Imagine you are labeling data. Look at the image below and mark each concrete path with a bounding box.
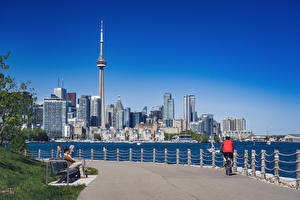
[78,161,299,200]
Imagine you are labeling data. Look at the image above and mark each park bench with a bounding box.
[46,159,80,185]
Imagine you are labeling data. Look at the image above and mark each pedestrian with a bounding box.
[69,143,75,155]
[56,144,62,158]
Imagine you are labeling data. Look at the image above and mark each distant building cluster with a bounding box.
[31,21,252,141]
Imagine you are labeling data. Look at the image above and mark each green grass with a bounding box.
[0,147,87,200]
[87,167,98,176]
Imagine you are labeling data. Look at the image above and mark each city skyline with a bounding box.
[1,0,300,134]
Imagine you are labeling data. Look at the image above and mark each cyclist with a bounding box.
[220,136,234,165]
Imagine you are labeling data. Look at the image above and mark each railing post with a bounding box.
[200,149,203,167]
[261,150,266,179]
[51,149,54,159]
[38,149,41,160]
[24,149,27,157]
[91,148,94,161]
[212,150,216,168]
[117,148,119,162]
[187,149,191,166]
[244,150,248,176]
[153,148,156,163]
[274,150,279,184]
[141,148,143,163]
[104,147,107,161]
[79,149,82,159]
[176,149,179,165]
[251,150,256,177]
[164,148,167,164]
[296,150,300,190]
[233,150,237,172]
[45,161,48,184]
[129,148,132,162]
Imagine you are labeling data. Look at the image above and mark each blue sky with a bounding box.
[1,0,300,134]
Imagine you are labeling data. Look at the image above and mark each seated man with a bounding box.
[63,148,87,178]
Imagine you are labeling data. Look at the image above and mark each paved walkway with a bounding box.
[78,161,299,200]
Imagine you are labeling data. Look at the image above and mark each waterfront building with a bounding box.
[213,120,222,137]
[183,95,196,128]
[224,130,252,140]
[106,104,114,128]
[124,107,131,128]
[131,112,142,128]
[78,95,91,127]
[163,93,174,127]
[223,117,246,134]
[173,118,187,132]
[54,87,67,100]
[96,20,107,128]
[201,114,214,136]
[43,98,67,137]
[141,106,147,123]
[66,92,76,107]
[90,96,101,127]
[114,96,124,130]
[190,121,203,134]
[32,103,43,129]
[150,109,162,121]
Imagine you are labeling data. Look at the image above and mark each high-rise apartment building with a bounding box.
[54,88,67,100]
[43,98,67,136]
[124,107,131,128]
[200,114,214,136]
[114,96,124,130]
[131,112,142,128]
[222,118,246,132]
[183,95,196,128]
[163,93,174,127]
[78,95,91,127]
[106,104,114,128]
[66,92,76,107]
[90,96,101,127]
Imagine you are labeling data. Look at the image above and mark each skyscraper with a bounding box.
[183,95,196,128]
[43,98,67,137]
[66,92,76,107]
[201,114,214,136]
[163,93,174,127]
[114,96,124,130]
[78,95,91,127]
[106,104,114,128]
[54,87,67,100]
[124,107,131,128]
[90,96,101,127]
[96,20,107,128]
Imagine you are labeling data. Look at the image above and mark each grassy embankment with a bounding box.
[0,147,97,200]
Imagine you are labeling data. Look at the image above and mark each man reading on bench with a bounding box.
[63,148,88,178]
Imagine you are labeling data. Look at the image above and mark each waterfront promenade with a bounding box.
[78,161,299,200]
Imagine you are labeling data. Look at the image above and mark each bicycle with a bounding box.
[224,155,232,176]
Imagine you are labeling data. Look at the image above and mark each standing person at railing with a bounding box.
[56,144,62,158]
[220,136,234,164]
[69,143,75,155]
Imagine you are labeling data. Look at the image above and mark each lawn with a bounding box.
[0,147,92,200]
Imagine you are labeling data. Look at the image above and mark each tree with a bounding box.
[200,134,209,143]
[22,128,48,141]
[214,136,220,143]
[0,51,36,147]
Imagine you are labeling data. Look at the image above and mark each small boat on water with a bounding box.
[207,136,220,153]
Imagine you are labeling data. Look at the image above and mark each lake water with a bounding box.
[28,141,300,178]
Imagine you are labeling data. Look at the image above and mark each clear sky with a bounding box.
[1,0,300,134]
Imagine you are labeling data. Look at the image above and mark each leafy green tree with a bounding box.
[214,136,220,143]
[22,128,48,141]
[0,51,36,148]
[200,134,209,143]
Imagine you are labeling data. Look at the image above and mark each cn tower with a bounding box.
[96,20,107,128]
